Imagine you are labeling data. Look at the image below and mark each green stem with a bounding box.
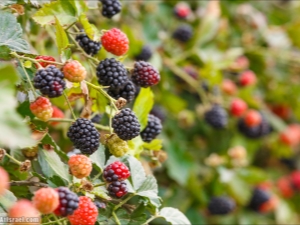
[91,171,103,182]
[5,153,22,165]
[142,216,161,225]
[20,60,38,98]
[113,194,134,211]
[63,91,77,120]
[51,214,63,225]
[109,103,113,134]
[93,182,106,188]
[11,52,64,66]
[42,218,66,225]
[112,211,121,225]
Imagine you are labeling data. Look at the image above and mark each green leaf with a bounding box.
[38,149,71,183]
[0,46,12,60]
[133,88,154,130]
[128,136,144,156]
[0,64,35,148]
[0,190,17,211]
[136,175,161,208]
[41,134,69,161]
[89,144,106,171]
[143,139,162,150]
[91,186,111,200]
[0,11,30,55]
[160,207,191,225]
[126,155,146,190]
[79,14,100,41]
[69,0,88,16]
[55,17,69,55]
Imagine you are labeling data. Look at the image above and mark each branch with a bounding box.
[10,181,48,187]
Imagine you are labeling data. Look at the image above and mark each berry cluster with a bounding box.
[75,33,101,56]
[103,161,130,198]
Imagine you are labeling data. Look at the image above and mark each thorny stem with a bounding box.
[5,153,22,165]
[63,91,77,120]
[19,60,38,98]
[85,81,119,111]
[11,52,64,66]
[112,211,121,225]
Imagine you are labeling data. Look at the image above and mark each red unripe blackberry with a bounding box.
[107,80,136,103]
[54,187,79,217]
[112,108,141,140]
[239,70,257,86]
[107,180,128,198]
[32,187,59,214]
[174,2,191,19]
[204,105,228,129]
[0,167,9,196]
[291,171,300,190]
[50,106,64,126]
[101,28,129,56]
[33,65,66,98]
[229,56,249,71]
[8,200,40,225]
[131,61,160,88]
[75,33,101,56]
[30,96,53,122]
[68,196,98,225]
[63,60,87,83]
[100,0,122,18]
[68,154,92,179]
[35,55,56,68]
[230,98,247,117]
[67,118,100,155]
[96,58,128,91]
[277,176,294,198]
[208,196,235,215]
[270,104,290,119]
[221,79,237,95]
[172,25,193,42]
[141,114,162,143]
[244,110,262,127]
[135,45,152,61]
[103,161,130,182]
[280,124,300,146]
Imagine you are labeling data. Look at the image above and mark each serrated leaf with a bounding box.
[91,186,111,200]
[142,139,162,150]
[136,175,161,208]
[41,134,69,161]
[90,144,106,171]
[79,14,100,41]
[38,149,71,183]
[55,17,69,55]
[126,155,146,190]
[0,11,30,54]
[160,207,191,225]
[0,46,12,60]
[133,88,154,130]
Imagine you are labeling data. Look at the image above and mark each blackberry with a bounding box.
[33,66,66,98]
[100,0,122,18]
[96,58,128,91]
[131,61,160,88]
[135,45,152,61]
[141,115,162,142]
[112,108,140,140]
[107,181,128,198]
[75,34,101,56]
[67,118,100,155]
[91,114,103,124]
[54,187,79,217]
[107,81,136,103]
[150,106,166,123]
[208,197,235,215]
[103,161,130,182]
[94,201,106,209]
[238,115,272,139]
[172,25,193,42]
[204,105,228,129]
[248,188,270,211]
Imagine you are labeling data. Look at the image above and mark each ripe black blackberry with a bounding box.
[75,34,101,56]
[91,114,103,124]
[54,187,79,217]
[135,45,152,61]
[248,188,270,211]
[100,0,122,18]
[33,65,66,98]
[112,108,140,140]
[107,181,128,198]
[94,201,106,209]
[67,118,100,155]
[208,197,235,215]
[238,115,272,139]
[96,58,128,91]
[131,61,160,88]
[107,81,136,103]
[172,25,193,42]
[141,115,162,142]
[204,105,228,129]
[150,106,166,123]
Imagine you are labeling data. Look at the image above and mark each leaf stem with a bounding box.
[112,211,121,225]
[42,218,66,225]
[93,182,106,188]
[113,194,134,211]
[19,60,38,98]
[5,153,22,165]
[11,52,64,66]
[142,216,161,225]
[63,91,77,120]
[10,181,48,187]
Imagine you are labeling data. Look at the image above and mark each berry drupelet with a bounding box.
[33,65,66,98]
[67,118,100,155]
[112,108,141,140]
